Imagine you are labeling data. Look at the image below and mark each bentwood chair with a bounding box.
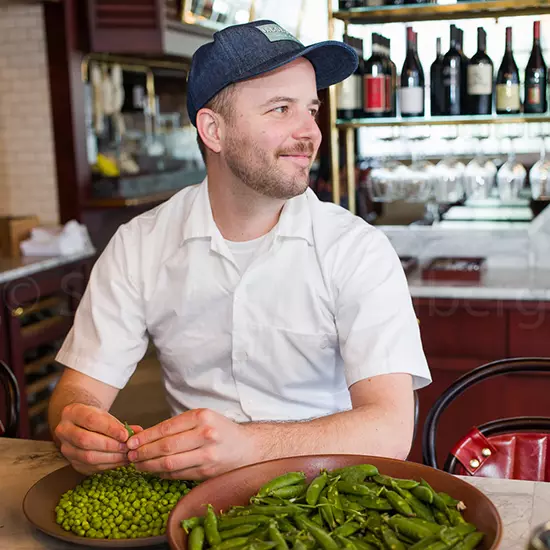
[0,360,20,438]
[422,357,550,481]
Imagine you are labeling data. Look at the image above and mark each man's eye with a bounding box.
[273,106,288,114]
[310,109,319,118]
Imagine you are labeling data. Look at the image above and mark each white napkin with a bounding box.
[20,220,95,257]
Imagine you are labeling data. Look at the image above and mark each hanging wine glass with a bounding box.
[404,147,435,203]
[497,140,526,201]
[366,157,396,202]
[530,138,550,200]
[464,139,497,200]
[434,154,465,204]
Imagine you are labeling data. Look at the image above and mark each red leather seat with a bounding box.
[422,358,550,482]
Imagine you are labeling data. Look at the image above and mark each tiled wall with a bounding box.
[0,3,59,224]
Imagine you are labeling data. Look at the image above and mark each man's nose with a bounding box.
[292,109,322,142]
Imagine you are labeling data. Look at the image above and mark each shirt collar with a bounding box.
[180,179,314,246]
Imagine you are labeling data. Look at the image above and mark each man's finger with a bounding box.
[133,448,204,474]
[69,404,128,442]
[128,429,203,463]
[159,467,209,481]
[63,425,129,453]
[127,412,198,450]
[62,444,129,467]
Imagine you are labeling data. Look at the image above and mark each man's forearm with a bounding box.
[244,405,413,463]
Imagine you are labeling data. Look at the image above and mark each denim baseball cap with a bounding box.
[187,20,358,126]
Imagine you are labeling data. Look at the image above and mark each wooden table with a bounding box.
[1,438,548,550]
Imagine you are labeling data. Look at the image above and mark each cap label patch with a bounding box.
[256,23,301,44]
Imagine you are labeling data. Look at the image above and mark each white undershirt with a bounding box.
[225,233,269,273]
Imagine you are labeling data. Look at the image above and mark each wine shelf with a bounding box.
[334,1,550,25]
[336,113,550,128]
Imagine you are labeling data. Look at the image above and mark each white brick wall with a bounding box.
[0,3,59,224]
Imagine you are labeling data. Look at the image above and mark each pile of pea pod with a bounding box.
[54,464,197,539]
[181,464,486,550]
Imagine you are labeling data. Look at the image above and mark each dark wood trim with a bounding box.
[44,0,90,224]
[84,190,178,209]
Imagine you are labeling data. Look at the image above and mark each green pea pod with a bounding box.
[402,491,435,522]
[337,481,377,497]
[340,496,364,515]
[257,473,307,498]
[437,492,460,508]
[239,505,303,517]
[277,518,296,534]
[387,516,437,541]
[362,532,385,550]
[380,525,407,550]
[292,539,308,550]
[327,485,345,525]
[353,496,392,511]
[189,525,205,550]
[403,517,443,535]
[247,542,279,550]
[419,480,446,512]
[306,473,328,506]
[318,496,336,530]
[365,511,383,537]
[408,535,440,550]
[411,486,434,505]
[220,525,260,540]
[294,516,339,550]
[349,539,378,550]
[310,512,324,526]
[182,516,204,533]
[373,475,419,490]
[433,510,450,527]
[271,485,307,500]
[205,504,223,546]
[422,543,452,550]
[445,508,467,527]
[211,536,250,550]
[335,535,358,550]
[385,490,415,517]
[445,523,477,538]
[331,464,379,481]
[124,421,134,437]
[295,533,317,550]
[268,522,288,550]
[452,532,484,550]
[218,515,273,531]
[333,521,362,537]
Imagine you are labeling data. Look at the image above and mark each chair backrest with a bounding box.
[422,357,550,481]
[0,360,20,438]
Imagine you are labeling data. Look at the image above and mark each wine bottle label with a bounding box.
[496,83,520,111]
[365,75,387,113]
[338,75,362,110]
[527,85,541,105]
[467,65,493,95]
[399,87,424,115]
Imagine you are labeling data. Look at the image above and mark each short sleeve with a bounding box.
[56,224,148,389]
[333,226,431,391]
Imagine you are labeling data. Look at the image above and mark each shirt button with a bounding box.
[320,336,329,349]
[233,351,248,362]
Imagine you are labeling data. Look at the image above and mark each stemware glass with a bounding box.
[530,139,550,201]
[464,140,497,200]
[497,142,527,201]
[433,155,465,204]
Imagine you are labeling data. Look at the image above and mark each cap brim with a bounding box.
[233,40,358,90]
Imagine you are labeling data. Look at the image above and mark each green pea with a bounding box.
[256,473,307,498]
[387,516,437,541]
[384,490,415,517]
[380,525,406,550]
[294,516,338,550]
[189,525,205,550]
[327,485,345,525]
[220,524,259,540]
[336,481,377,497]
[270,484,307,500]
[452,532,484,549]
[306,472,328,506]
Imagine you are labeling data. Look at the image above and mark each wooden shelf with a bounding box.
[337,113,550,128]
[21,316,72,352]
[334,1,550,24]
[11,296,63,319]
[27,372,61,396]
[25,353,58,376]
[84,190,178,209]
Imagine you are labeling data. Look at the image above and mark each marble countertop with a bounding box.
[0,438,548,550]
[406,265,550,302]
[0,249,96,285]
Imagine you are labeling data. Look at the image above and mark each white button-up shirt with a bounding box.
[56,180,431,422]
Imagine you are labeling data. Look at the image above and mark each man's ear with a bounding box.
[196,109,222,155]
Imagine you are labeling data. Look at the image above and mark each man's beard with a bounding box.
[223,129,315,200]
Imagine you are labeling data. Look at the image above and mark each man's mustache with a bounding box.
[277,142,315,157]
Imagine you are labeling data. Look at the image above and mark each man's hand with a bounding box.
[126,408,256,480]
[55,403,142,475]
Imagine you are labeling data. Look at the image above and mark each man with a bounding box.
[49,20,431,480]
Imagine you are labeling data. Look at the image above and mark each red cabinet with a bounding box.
[408,298,550,466]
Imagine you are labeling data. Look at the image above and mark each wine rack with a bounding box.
[327,0,550,213]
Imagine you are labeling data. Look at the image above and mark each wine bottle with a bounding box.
[467,28,493,115]
[496,27,521,115]
[337,35,365,119]
[364,33,388,117]
[525,21,548,114]
[442,25,463,116]
[339,0,361,9]
[399,27,425,117]
[430,37,445,116]
[385,37,398,116]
